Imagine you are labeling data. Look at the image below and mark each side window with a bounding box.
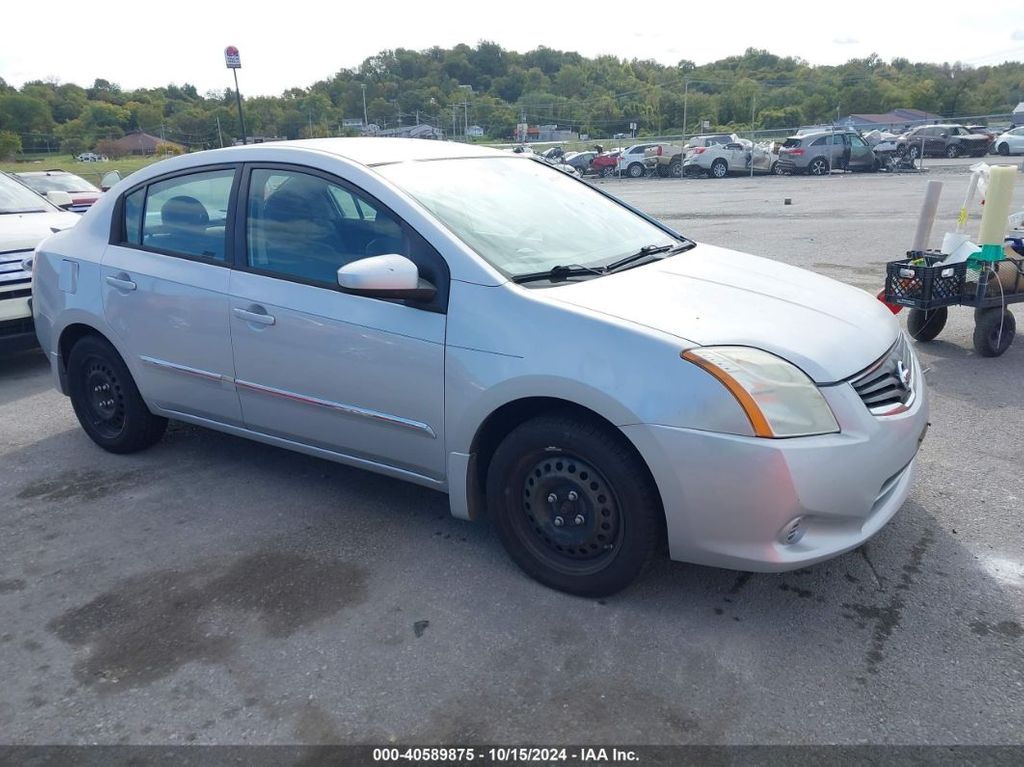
[123,188,144,245]
[811,137,827,147]
[850,135,867,148]
[246,168,409,286]
[141,169,234,261]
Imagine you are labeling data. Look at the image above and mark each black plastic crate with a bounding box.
[884,252,967,310]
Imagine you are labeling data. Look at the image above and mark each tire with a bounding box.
[599,166,611,178]
[907,145,921,160]
[907,307,947,342]
[669,159,682,178]
[486,415,662,597]
[945,144,961,159]
[627,162,645,178]
[808,157,830,176]
[998,142,1010,156]
[972,308,1015,357]
[709,159,728,178]
[895,144,907,157]
[656,164,669,178]
[67,335,168,453]
[770,161,780,175]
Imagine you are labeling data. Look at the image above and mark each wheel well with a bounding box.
[468,397,662,525]
[58,323,108,366]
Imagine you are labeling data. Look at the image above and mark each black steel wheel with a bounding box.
[67,335,167,453]
[907,307,948,342]
[973,308,1016,357]
[808,157,830,176]
[486,415,661,597]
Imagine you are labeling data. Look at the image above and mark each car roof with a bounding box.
[16,169,76,177]
[206,137,503,167]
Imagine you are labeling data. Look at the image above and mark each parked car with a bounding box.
[0,173,79,353]
[993,126,1024,156]
[777,130,879,175]
[964,125,997,145]
[653,134,735,178]
[591,149,623,177]
[564,150,597,175]
[14,170,103,213]
[895,125,991,159]
[616,143,663,178]
[32,138,928,596]
[76,152,107,162]
[681,139,779,178]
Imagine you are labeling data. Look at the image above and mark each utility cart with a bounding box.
[884,252,1024,356]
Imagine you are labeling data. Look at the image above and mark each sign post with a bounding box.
[225,46,247,146]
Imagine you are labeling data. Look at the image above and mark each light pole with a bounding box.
[682,77,689,140]
[360,84,368,128]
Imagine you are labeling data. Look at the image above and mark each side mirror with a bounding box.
[100,170,122,191]
[940,133,949,139]
[45,190,74,209]
[338,254,436,302]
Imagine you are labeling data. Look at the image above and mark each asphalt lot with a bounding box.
[1,164,1023,746]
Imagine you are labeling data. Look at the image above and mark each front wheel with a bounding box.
[599,167,611,178]
[997,143,1010,156]
[973,308,1016,357]
[945,144,961,159]
[627,162,645,178]
[486,415,661,597]
[907,145,921,160]
[67,335,168,453]
[907,307,947,342]
[709,159,728,178]
[669,159,682,177]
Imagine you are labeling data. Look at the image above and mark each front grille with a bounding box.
[850,333,915,415]
[0,249,32,288]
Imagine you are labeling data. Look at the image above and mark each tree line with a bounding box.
[1,44,1022,158]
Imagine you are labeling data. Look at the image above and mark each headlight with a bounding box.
[682,347,839,438]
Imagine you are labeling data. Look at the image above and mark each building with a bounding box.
[838,109,942,132]
[342,118,365,129]
[232,136,285,146]
[466,125,484,138]
[108,131,185,156]
[1013,102,1024,127]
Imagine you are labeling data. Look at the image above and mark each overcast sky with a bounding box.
[3,1,1023,97]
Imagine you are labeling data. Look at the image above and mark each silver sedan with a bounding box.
[30,138,928,596]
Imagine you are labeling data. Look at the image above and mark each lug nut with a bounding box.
[573,514,585,526]
[553,516,565,527]
[567,490,579,501]
[547,493,558,504]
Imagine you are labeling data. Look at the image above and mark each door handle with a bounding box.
[105,274,136,291]
[233,306,276,326]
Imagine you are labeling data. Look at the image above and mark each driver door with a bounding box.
[228,165,448,481]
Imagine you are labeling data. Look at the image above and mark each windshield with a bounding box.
[377,156,682,278]
[0,174,51,214]
[20,174,98,193]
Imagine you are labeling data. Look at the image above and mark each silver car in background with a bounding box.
[31,139,928,596]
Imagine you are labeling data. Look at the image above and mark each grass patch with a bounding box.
[0,155,164,186]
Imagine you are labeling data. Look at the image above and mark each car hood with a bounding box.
[0,210,80,252]
[547,243,898,383]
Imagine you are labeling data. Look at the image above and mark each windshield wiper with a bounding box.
[512,263,607,284]
[604,241,694,273]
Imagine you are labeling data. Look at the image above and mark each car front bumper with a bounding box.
[621,352,929,572]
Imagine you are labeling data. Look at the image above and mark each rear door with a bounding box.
[227,164,448,480]
[102,166,243,425]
